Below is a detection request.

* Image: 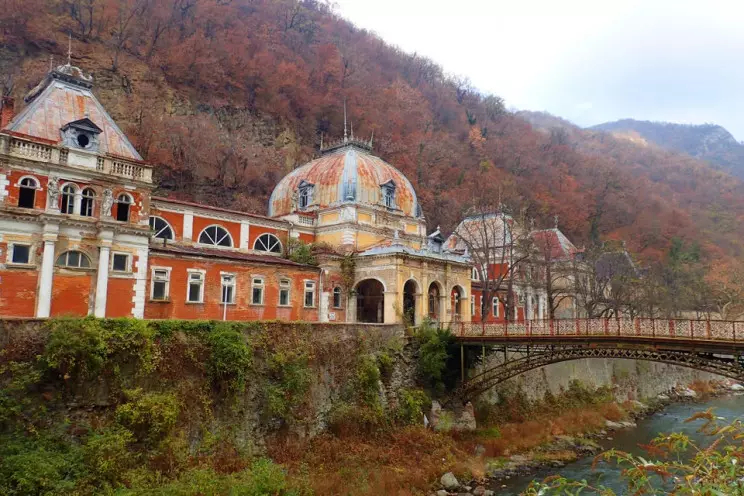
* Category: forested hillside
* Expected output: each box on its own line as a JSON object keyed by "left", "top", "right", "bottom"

{"left": 1, "top": 0, "right": 743, "bottom": 270}
{"left": 592, "top": 119, "right": 744, "bottom": 178}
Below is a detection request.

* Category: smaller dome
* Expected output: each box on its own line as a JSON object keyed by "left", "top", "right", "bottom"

{"left": 269, "top": 144, "right": 420, "bottom": 218}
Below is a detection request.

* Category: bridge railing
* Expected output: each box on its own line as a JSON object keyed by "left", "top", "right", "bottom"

{"left": 443, "top": 318, "right": 744, "bottom": 342}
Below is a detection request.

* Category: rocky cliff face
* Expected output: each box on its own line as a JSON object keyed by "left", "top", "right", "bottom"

{"left": 592, "top": 119, "right": 744, "bottom": 178}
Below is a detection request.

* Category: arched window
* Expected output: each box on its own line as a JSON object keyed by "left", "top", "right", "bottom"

{"left": 299, "top": 187, "right": 310, "bottom": 209}
{"left": 116, "top": 194, "right": 132, "bottom": 222}
{"left": 18, "top": 177, "right": 38, "bottom": 209}
{"left": 381, "top": 180, "right": 396, "bottom": 209}
{"left": 198, "top": 225, "right": 232, "bottom": 247}
{"left": 80, "top": 188, "right": 95, "bottom": 217}
{"left": 61, "top": 184, "right": 77, "bottom": 214}
{"left": 253, "top": 233, "right": 282, "bottom": 253}
{"left": 333, "top": 286, "right": 342, "bottom": 308}
{"left": 56, "top": 250, "right": 91, "bottom": 268}
{"left": 149, "top": 216, "right": 174, "bottom": 240}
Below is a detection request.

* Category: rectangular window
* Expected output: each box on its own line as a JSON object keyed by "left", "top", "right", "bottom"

{"left": 471, "top": 296, "right": 475, "bottom": 316}
{"left": 252, "top": 277, "right": 264, "bottom": 305}
{"left": 279, "top": 279, "right": 290, "bottom": 306}
{"left": 333, "top": 288, "right": 342, "bottom": 308}
{"left": 304, "top": 281, "right": 316, "bottom": 308}
{"left": 111, "top": 253, "right": 129, "bottom": 272}
{"left": 480, "top": 296, "right": 484, "bottom": 316}
{"left": 151, "top": 268, "right": 170, "bottom": 301}
{"left": 187, "top": 271, "right": 204, "bottom": 303}
{"left": 492, "top": 297, "right": 499, "bottom": 317}
{"left": 221, "top": 274, "right": 235, "bottom": 304}
{"left": 9, "top": 244, "right": 31, "bottom": 264}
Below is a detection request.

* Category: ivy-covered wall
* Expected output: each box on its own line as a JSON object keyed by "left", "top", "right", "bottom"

{"left": 0, "top": 318, "right": 428, "bottom": 494}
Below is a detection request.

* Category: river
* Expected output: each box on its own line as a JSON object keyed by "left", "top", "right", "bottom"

{"left": 495, "top": 394, "right": 744, "bottom": 494}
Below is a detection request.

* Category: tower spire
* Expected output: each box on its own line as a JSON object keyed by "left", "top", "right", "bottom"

{"left": 369, "top": 129, "right": 374, "bottom": 148}
{"left": 350, "top": 119, "right": 354, "bottom": 140}
{"left": 320, "top": 132, "right": 324, "bottom": 150}
{"left": 343, "top": 98, "right": 348, "bottom": 142}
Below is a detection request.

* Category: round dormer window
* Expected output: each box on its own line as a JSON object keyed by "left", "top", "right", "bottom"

{"left": 76, "top": 133, "right": 90, "bottom": 148}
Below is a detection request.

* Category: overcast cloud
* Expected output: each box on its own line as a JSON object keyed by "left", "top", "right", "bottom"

{"left": 334, "top": 0, "right": 744, "bottom": 140}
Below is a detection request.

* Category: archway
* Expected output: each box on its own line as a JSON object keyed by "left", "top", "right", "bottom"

{"left": 451, "top": 286, "right": 464, "bottom": 322}
{"left": 356, "top": 279, "right": 385, "bottom": 323}
{"left": 403, "top": 279, "right": 418, "bottom": 325}
{"left": 428, "top": 282, "right": 441, "bottom": 321}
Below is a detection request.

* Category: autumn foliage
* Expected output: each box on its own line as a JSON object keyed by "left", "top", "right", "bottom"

{"left": 1, "top": 0, "right": 743, "bottom": 272}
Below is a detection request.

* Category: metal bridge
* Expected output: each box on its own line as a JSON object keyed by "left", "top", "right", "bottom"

{"left": 444, "top": 318, "right": 744, "bottom": 404}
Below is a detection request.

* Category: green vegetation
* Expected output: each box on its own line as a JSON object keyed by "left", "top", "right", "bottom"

{"left": 286, "top": 239, "right": 318, "bottom": 266}
{"left": 414, "top": 320, "right": 457, "bottom": 392}
{"left": 525, "top": 409, "right": 744, "bottom": 495}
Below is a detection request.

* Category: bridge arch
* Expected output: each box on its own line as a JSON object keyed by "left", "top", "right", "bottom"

{"left": 454, "top": 344, "right": 744, "bottom": 405}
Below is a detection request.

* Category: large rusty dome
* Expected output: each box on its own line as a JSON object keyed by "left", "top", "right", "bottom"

{"left": 269, "top": 141, "right": 421, "bottom": 218}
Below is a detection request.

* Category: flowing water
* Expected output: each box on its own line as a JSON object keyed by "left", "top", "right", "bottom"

{"left": 494, "top": 394, "right": 744, "bottom": 494}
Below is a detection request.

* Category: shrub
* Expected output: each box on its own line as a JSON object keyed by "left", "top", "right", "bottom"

{"left": 44, "top": 317, "right": 108, "bottom": 381}
{"left": 0, "top": 434, "right": 83, "bottom": 495}
{"left": 354, "top": 355, "right": 381, "bottom": 407}
{"left": 287, "top": 239, "right": 317, "bottom": 266}
{"left": 82, "top": 426, "right": 134, "bottom": 488}
{"left": 207, "top": 323, "right": 253, "bottom": 394}
{"left": 394, "top": 388, "right": 430, "bottom": 426}
{"left": 115, "top": 389, "right": 179, "bottom": 443}
{"left": 327, "top": 401, "right": 387, "bottom": 437}
{"left": 414, "top": 321, "right": 455, "bottom": 390}
{"left": 264, "top": 349, "right": 311, "bottom": 423}
{"left": 0, "top": 361, "right": 43, "bottom": 429}
{"left": 376, "top": 351, "right": 394, "bottom": 379}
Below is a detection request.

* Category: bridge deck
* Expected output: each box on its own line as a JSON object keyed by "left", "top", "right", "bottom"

{"left": 447, "top": 318, "right": 744, "bottom": 352}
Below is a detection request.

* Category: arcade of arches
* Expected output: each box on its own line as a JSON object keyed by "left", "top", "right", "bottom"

{"left": 342, "top": 254, "right": 472, "bottom": 325}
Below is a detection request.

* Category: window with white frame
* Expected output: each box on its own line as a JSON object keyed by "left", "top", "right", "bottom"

{"left": 221, "top": 274, "right": 236, "bottom": 304}
{"left": 480, "top": 295, "right": 484, "bottom": 316}
{"left": 149, "top": 216, "right": 174, "bottom": 240}
{"left": 304, "top": 280, "right": 316, "bottom": 307}
{"left": 251, "top": 277, "right": 264, "bottom": 305}
{"left": 333, "top": 286, "right": 342, "bottom": 308}
{"left": 199, "top": 225, "right": 232, "bottom": 247}
{"left": 471, "top": 295, "right": 475, "bottom": 316}
{"left": 56, "top": 250, "right": 91, "bottom": 268}
{"left": 253, "top": 233, "right": 282, "bottom": 253}
{"left": 492, "top": 297, "right": 499, "bottom": 317}
{"left": 187, "top": 270, "right": 205, "bottom": 303}
{"left": 471, "top": 267, "right": 480, "bottom": 281}
{"left": 111, "top": 253, "right": 130, "bottom": 272}
{"left": 151, "top": 268, "right": 170, "bottom": 301}
{"left": 80, "top": 188, "right": 95, "bottom": 217}
{"left": 279, "top": 279, "right": 291, "bottom": 306}
{"left": 8, "top": 243, "right": 31, "bottom": 265}
{"left": 18, "top": 177, "right": 38, "bottom": 209}
{"left": 298, "top": 181, "right": 314, "bottom": 210}
{"left": 61, "top": 184, "right": 77, "bottom": 214}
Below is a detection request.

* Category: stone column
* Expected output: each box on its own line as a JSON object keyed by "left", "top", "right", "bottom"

{"left": 383, "top": 290, "right": 397, "bottom": 324}
{"left": 94, "top": 230, "right": 114, "bottom": 318}
{"left": 35, "top": 224, "right": 59, "bottom": 318}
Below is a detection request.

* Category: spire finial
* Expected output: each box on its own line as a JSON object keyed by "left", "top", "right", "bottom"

{"left": 67, "top": 33, "right": 72, "bottom": 66}
{"left": 320, "top": 132, "right": 323, "bottom": 150}
{"left": 350, "top": 119, "right": 354, "bottom": 140}
{"left": 369, "top": 129, "right": 374, "bottom": 148}
{"left": 554, "top": 214, "right": 559, "bottom": 229}
{"left": 49, "top": 55, "right": 53, "bottom": 72}
{"left": 343, "top": 98, "right": 348, "bottom": 142}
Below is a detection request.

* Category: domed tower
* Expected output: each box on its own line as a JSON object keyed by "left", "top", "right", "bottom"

{"left": 269, "top": 130, "right": 471, "bottom": 327}
{"left": 269, "top": 135, "right": 426, "bottom": 251}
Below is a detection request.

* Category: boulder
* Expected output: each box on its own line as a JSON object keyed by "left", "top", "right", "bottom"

{"left": 680, "top": 388, "right": 697, "bottom": 398}
{"left": 657, "top": 394, "right": 670, "bottom": 401}
{"left": 435, "top": 491, "right": 449, "bottom": 496}
{"left": 472, "top": 486, "right": 487, "bottom": 496}
{"left": 605, "top": 420, "right": 623, "bottom": 430}
{"left": 730, "top": 383, "right": 744, "bottom": 392}
{"left": 440, "top": 472, "right": 460, "bottom": 491}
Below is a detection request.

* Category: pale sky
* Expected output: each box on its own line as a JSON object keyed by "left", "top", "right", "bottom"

{"left": 334, "top": 0, "right": 744, "bottom": 140}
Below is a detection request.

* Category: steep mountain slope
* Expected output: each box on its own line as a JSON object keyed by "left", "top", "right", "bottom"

{"left": 592, "top": 119, "right": 744, "bottom": 177}
{"left": 1, "top": 0, "right": 743, "bottom": 267}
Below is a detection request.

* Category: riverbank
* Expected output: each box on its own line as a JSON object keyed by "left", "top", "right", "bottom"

{"left": 426, "top": 379, "right": 742, "bottom": 496}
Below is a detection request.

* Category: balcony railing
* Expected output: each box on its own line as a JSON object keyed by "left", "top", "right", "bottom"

{"left": 443, "top": 318, "right": 744, "bottom": 343}
{"left": 2, "top": 135, "right": 152, "bottom": 183}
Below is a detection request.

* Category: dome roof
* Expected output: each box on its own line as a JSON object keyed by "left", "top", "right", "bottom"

{"left": 269, "top": 143, "right": 421, "bottom": 218}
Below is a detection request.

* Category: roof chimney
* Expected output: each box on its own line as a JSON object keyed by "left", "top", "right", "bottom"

{"left": 1, "top": 96, "right": 15, "bottom": 129}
